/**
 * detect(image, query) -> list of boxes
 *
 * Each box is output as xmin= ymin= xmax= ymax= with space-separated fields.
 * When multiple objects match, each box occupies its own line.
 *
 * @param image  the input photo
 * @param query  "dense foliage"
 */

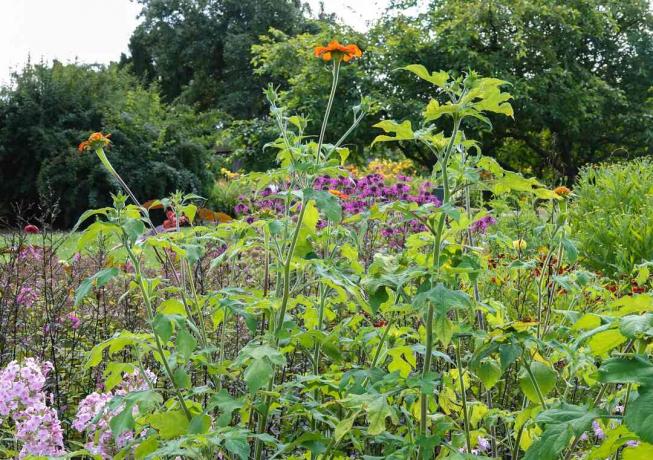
xmin=1 ymin=0 xmax=652 ymax=228
xmin=0 ymin=63 xmax=219 ymax=227
xmin=1 ymin=42 xmax=653 ymax=459
xmin=571 ymin=158 xmax=653 ymax=277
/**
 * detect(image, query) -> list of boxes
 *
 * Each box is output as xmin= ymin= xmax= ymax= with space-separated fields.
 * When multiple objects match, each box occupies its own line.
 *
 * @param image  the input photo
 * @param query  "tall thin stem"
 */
xmin=315 ymin=60 xmax=341 ymax=163
xmin=419 ymin=116 xmax=461 ymax=437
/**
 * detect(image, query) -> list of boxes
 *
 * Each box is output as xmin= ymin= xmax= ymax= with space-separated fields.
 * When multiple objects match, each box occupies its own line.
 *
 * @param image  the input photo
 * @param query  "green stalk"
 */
xmin=315 ymin=59 xmax=341 ymax=164
xmin=124 ymin=243 xmax=192 ymax=420
xmin=419 ymin=116 xmax=461 ymax=437
xmin=455 ymin=334 xmax=472 ymax=453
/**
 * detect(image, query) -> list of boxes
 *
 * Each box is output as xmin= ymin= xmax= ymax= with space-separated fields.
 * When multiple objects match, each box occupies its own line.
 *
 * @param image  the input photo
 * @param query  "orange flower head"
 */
xmin=314 ymin=40 xmax=362 ymax=62
xmin=328 ymin=189 xmax=350 ymax=200
xmin=78 ymin=132 xmax=111 ymax=153
xmin=553 ymin=186 xmax=571 ymax=197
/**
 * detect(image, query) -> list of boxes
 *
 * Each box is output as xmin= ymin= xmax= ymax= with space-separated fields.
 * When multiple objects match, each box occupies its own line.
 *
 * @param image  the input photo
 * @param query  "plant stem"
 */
xmin=315 ymin=60 xmax=341 ymax=163
xmin=419 ymin=116 xmax=461 ymax=438
xmin=124 ymin=244 xmax=192 ymax=420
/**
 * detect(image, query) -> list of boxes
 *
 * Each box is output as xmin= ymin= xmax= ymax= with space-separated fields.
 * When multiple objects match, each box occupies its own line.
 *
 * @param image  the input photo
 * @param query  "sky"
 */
xmin=0 ymin=0 xmax=393 ymax=85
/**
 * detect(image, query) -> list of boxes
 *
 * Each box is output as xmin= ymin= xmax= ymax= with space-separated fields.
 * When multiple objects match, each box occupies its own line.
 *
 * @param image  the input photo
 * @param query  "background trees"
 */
xmin=0 ymin=63 xmax=218 ymax=227
xmin=1 ymin=0 xmax=652 ymax=227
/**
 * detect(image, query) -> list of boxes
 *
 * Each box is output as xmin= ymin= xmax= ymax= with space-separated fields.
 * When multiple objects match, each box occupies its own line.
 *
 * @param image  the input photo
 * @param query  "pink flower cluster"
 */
xmin=16 ymin=285 xmax=39 ymax=308
xmin=0 ymin=358 xmax=64 ymax=458
xmin=73 ymin=368 xmax=156 ymax=459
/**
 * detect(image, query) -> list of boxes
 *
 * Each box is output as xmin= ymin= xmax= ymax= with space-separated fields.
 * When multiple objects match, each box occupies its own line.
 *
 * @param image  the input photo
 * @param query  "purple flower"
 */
xmin=17 ymin=285 xmax=39 ymax=308
xmin=234 ymin=203 xmax=249 ymax=215
xmin=470 ymin=215 xmax=497 ymax=234
xmin=67 ymin=312 xmax=81 ymax=330
xmin=592 ymin=420 xmax=605 ymax=439
xmin=477 ymin=436 xmax=490 ymax=452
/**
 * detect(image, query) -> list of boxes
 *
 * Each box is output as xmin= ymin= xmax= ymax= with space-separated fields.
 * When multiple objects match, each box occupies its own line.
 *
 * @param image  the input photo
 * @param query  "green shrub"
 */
xmin=571 ymin=158 xmax=653 ymax=276
xmin=0 ymin=62 xmax=219 ymax=228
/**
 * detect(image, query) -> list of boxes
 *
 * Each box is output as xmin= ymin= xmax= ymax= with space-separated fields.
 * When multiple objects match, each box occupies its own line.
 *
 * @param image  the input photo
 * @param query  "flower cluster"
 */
xmin=367 ymin=158 xmax=414 ymax=177
xmin=16 ymin=285 xmax=39 ymax=308
xmin=0 ymin=358 xmax=64 ymax=458
xmin=314 ymin=40 xmax=362 ymax=62
xmin=470 ymin=215 xmax=497 ymax=234
xmin=233 ymin=173 xmax=442 ymax=248
xmin=78 ymin=132 xmax=111 ymax=153
xmin=73 ymin=368 xmax=156 ymax=459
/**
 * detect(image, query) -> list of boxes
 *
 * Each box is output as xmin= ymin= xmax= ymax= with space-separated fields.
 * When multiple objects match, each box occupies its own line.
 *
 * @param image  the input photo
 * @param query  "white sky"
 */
xmin=0 ymin=0 xmax=393 ymax=85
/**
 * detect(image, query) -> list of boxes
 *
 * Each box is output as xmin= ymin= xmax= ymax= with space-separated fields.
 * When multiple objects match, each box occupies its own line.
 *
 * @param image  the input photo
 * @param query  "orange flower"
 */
xmin=314 ymin=40 xmax=362 ymax=62
xmin=553 ymin=186 xmax=571 ymax=197
xmin=78 ymin=132 xmax=111 ymax=153
xmin=328 ymin=189 xmax=350 ymax=200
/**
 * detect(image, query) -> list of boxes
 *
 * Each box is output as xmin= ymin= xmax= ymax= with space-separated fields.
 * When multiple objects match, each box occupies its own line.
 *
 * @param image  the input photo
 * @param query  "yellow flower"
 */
xmin=513 ymin=239 xmax=528 ymax=250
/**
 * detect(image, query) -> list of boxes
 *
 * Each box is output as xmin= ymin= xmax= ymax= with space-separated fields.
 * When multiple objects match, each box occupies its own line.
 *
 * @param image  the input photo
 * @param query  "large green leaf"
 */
xmin=371 ymin=120 xmax=414 ymax=145
xmin=414 ymin=283 xmax=471 ymax=313
xmin=625 ymin=385 xmax=653 ymax=443
xmin=519 ymin=362 xmax=556 ymax=404
xmin=148 ymin=410 xmax=190 ymax=439
xmin=244 ymin=358 xmax=274 ymax=394
xmin=304 ymin=189 xmax=342 ymax=223
xmin=402 ymin=64 xmax=449 ymax=87
xmin=74 ymin=267 xmax=119 ymax=306
xmin=524 ymin=404 xmax=600 ymax=460
xmin=597 ymin=356 xmax=653 ymax=384
xmin=620 ymin=314 xmax=653 ymax=338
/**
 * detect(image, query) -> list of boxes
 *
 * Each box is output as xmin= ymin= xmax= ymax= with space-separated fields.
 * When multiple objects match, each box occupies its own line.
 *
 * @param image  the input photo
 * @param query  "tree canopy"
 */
xmin=1 ymin=0 xmax=652 ymax=227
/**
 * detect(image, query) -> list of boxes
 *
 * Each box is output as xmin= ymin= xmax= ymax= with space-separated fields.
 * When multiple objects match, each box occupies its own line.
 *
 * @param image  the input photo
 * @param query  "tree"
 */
xmin=368 ymin=0 xmax=653 ymax=180
xmin=122 ymin=0 xmax=311 ymax=117
xmin=0 ymin=62 xmax=219 ymax=227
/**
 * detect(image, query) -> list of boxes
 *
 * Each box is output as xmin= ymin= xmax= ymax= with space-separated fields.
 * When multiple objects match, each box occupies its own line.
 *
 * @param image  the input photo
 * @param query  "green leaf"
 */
xmin=134 ymin=436 xmax=158 ymax=459
xmin=524 ymin=403 xmax=599 ymax=460
xmin=244 ymin=358 xmax=273 ymax=394
xmin=123 ymin=218 xmax=145 ymax=243
xmin=208 ymin=389 xmax=244 ymax=427
xmin=597 ymin=356 xmax=653 ymax=384
xmin=387 ymin=346 xmax=416 ymax=378
xmin=371 ymin=120 xmax=414 ymax=146
xmin=588 ymin=425 xmax=638 ymax=459
xmin=423 ymin=99 xmax=460 ymax=121
xmin=224 ymin=434 xmax=250 ymax=460
xmin=334 ymin=412 xmax=358 ymax=443
xmin=304 ymin=189 xmax=342 ymax=223
xmin=519 ymin=362 xmax=556 ymax=404
xmin=588 ymin=329 xmax=627 ymax=356
xmin=153 ymin=314 xmax=173 ymax=342
xmin=148 ymin=410 xmax=189 ymax=439
xmin=402 ymin=64 xmax=449 ymax=87
xmin=433 ymin=313 xmax=454 ymax=346
xmin=176 ymin=326 xmax=197 ymax=361
xmin=173 ymin=366 xmax=191 ymax=388
xmin=110 ymin=402 xmax=136 ymax=437
xmin=623 ymin=442 xmax=653 ymax=460
xmin=75 ymin=267 xmax=119 ymax=306
xmin=620 ymin=314 xmax=653 ymax=338
xmin=477 ymin=359 xmax=502 ymax=389
xmin=369 ymin=286 xmax=389 ymax=314
xmin=366 ymin=396 xmax=392 ymax=436
xmin=414 ymin=283 xmax=471 ymax=313
xmin=158 ymin=299 xmax=186 ymax=316
xmin=188 ymin=414 xmax=211 ymax=434
xmin=625 ymin=385 xmax=653 ymax=443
